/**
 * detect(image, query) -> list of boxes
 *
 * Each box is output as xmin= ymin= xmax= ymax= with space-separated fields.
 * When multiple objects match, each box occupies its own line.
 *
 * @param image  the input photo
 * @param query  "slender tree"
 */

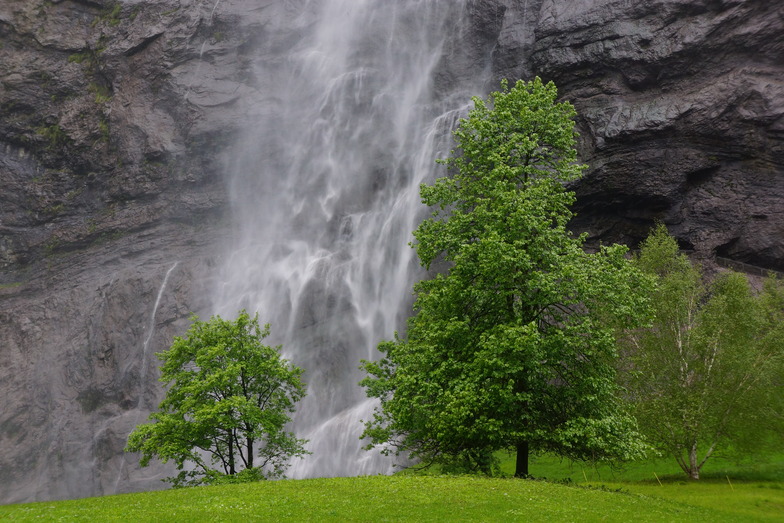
xmin=125 ymin=311 xmax=309 ymax=486
xmin=361 ymin=78 xmax=651 ymax=476
xmin=621 ymin=225 xmax=784 ymax=479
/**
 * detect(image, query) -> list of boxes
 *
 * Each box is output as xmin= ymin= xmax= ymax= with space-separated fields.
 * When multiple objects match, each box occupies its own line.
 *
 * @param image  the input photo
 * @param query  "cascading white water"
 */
xmin=213 ymin=0 xmax=487 ymax=478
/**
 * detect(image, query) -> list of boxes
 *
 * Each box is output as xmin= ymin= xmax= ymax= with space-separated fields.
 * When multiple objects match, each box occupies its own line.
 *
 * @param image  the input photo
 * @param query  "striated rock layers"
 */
xmin=0 ymin=0 xmax=781 ymax=503
xmin=527 ymin=0 xmax=784 ymax=267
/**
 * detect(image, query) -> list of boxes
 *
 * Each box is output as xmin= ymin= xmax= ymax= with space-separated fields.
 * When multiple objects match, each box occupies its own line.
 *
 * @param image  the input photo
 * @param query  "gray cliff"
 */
xmin=528 ymin=0 xmax=784 ymax=267
xmin=0 ymin=0 xmax=781 ymax=503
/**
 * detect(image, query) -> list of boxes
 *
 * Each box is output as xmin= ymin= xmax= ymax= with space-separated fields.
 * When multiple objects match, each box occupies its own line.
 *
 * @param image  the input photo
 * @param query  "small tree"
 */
xmin=125 ymin=311 xmax=309 ymax=486
xmin=361 ymin=78 xmax=652 ymax=477
xmin=621 ymin=225 xmax=784 ymax=479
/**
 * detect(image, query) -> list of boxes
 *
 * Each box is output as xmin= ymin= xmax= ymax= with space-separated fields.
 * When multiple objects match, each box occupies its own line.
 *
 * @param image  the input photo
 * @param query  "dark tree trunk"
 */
xmin=228 ymin=432 xmax=236 ymax=475
xmin=247 ymin=436 xmax=254 ymax=469
xmin=515 ymin=441 xmax=529 ymax=477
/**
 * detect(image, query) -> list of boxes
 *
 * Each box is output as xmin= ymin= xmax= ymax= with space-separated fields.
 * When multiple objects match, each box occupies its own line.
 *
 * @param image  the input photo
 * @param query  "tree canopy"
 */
xmin=125 ymin=311 xmax=309 ymax=486
xmin=361 ymin=78 xmax=652 ymax=476
xmin=621 ymin=225 xmax=784 ymax=479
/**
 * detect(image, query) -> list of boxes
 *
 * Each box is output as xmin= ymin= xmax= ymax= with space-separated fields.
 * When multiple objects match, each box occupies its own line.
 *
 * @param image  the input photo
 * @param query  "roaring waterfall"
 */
xmin=213 ymin=0 xmax=487 ymax=478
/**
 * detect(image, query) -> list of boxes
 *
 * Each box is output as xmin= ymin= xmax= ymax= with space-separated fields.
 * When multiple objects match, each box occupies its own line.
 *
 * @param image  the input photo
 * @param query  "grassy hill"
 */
xmin=0 ymin=475 xmax=730 ymax=522
xmin=2 ymin=454 xmax=782 ymax=521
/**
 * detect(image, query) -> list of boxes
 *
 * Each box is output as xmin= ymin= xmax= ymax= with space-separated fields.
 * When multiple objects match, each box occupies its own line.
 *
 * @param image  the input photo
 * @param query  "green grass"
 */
xmin=2 ymin=455 xmax=781 ymax=521
xmin=597 ymin=480 xmax=784 ymax=522
xmin=0 ymin=475 xmax=726 ymax=522
xmin=499 ymin=451 xmax=784 ymax=522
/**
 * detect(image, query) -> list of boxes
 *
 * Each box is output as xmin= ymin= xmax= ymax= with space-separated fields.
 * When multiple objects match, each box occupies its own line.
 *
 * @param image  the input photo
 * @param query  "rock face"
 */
xmin=0 ymin=0 xmax=246 ymax=501
xmin=0 ymin=0 xmax=781 ymax=503
xmin=527 ymin=0 xmax=784 ymax=268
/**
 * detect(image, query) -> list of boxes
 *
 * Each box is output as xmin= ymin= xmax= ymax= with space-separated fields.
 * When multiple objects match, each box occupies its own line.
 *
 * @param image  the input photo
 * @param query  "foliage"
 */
xmin=35 ymin=123 xmax=70 ymax=148
xmin=361 ymin=78 xmax=652 ymax=477
xmin=93 ymin=1 xmax=122 ymax=27
xmin=125 ymin=311 xmax=309 ymax=486
xmin=620 ymin=224 xmax=784 ymax=479
xmin=89 ymin=82 xmax=112 ymax=104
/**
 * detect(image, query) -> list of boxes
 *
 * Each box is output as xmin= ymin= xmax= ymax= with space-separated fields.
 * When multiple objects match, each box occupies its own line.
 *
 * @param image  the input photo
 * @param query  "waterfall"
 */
xmin=114 ymin=262 xmax=179 ymax=494
xmin=213 ymin=0 xmax=486 ymax=478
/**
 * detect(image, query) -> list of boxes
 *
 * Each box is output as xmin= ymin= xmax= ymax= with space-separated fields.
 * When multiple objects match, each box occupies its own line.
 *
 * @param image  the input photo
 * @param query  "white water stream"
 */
xmin=114 ymin=262 xmax=178 ymax=493
xmin=212 ymin=0 xmax=487 ymax=478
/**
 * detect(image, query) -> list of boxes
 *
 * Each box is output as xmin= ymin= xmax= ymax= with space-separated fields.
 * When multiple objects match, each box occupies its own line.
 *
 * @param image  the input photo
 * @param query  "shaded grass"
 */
xmin=499 ymin=450 xmax=784 ymax=483
xmin=0 ymin=475 xmax=728 ymax=522
xmin=594 ymin=480 xmax=784 ymax=522
xmin=497 ymin=451 xmax=784 ymax=522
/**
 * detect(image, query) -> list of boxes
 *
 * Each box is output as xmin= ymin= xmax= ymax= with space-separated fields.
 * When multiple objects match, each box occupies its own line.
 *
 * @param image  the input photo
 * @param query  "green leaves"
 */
xmin=444 ymin=78 xmax=584 ymax=192
xmin=125 ymin=311 xmax=309 ymax=486
xmin=362 ymin=78 xmax=652 ymax=474
xmin=622 ymin=225 xmax=784 ymax=479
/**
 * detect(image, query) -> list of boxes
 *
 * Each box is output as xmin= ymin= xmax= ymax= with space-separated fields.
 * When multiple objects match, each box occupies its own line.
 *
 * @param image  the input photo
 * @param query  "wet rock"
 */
xmin=525 ymin=0 xmax=784 ymax=268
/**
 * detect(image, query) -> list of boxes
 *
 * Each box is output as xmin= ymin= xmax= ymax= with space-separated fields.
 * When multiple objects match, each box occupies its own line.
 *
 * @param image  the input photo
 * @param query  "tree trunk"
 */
xmin=515 ymin=441 xmax=529 ymax=477
xmin=688 ymin=443 xmax=700 ymax=480
xmin=247 ymin=436 xmax=254 ymax=469
xmin=228 ymin=432 xmax=236 ymax=475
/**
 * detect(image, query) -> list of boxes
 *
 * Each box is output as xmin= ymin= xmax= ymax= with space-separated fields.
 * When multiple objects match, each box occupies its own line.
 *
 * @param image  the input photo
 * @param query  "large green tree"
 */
xmin=361 ymin=78 xmax=652 ymax=477
xmin=125 ymin=311 xmax=309 ymax=486
xmin=621 ymin=225 xmax=784 ymax=479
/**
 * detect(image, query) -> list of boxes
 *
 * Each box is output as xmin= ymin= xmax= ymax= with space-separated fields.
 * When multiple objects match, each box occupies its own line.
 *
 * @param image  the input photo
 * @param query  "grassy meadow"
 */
xmin=2 ymin=453 xmax=782 ymax=522
xmin=0 ymin=475 xmax=729 ymax=522
xmin=511 ymin=452 xmax=784 ymax=521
